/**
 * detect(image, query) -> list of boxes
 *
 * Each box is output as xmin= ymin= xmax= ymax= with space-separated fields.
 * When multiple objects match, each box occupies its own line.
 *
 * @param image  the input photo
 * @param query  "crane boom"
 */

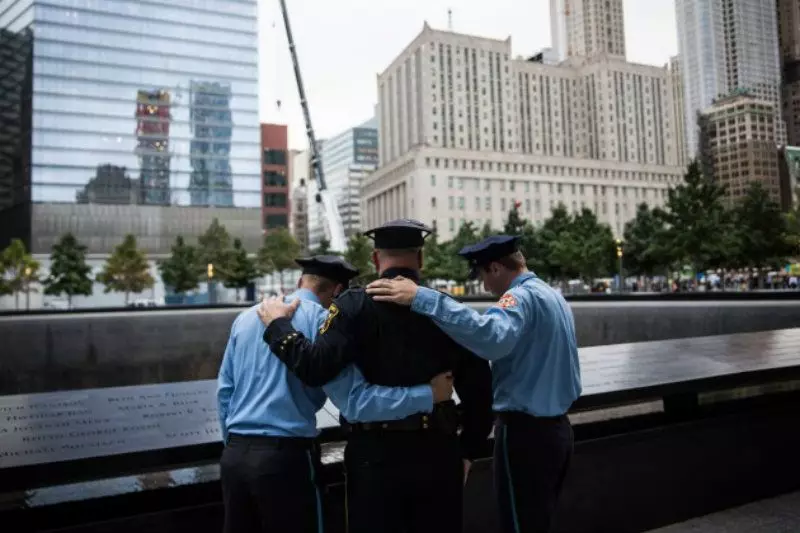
xmin=276 ymin=0 xmax=347 ymax=252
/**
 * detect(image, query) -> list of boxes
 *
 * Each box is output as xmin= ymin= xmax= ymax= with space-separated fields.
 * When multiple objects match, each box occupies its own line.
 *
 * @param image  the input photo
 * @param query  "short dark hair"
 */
xmin=301 ymin=274 xmax=338 ymax=293
xmin=481 ymin=251 xmax=525 ymax=273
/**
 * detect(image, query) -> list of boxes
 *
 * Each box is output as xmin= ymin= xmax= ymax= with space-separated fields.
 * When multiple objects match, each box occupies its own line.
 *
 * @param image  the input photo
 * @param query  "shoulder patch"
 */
xmin=497 ymin=292 xmax=518 ymax=309
xmin=319 ymin=303 xmax=340 ymax=334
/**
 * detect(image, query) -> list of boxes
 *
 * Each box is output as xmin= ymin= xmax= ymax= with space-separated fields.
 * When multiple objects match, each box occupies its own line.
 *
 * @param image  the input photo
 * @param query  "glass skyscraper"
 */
xmin=0 ymin=0 xmax=260 ymax=211
xmin=676 ymin=0 xmax=785 ymax=157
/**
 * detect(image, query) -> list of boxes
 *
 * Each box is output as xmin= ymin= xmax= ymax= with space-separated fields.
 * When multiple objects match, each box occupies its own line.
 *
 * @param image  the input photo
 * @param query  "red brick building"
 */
xmin=260 ymin=123 xmax=290 ymax=231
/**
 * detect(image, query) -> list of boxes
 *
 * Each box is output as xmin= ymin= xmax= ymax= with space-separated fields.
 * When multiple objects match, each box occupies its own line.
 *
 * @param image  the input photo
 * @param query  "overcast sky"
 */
xmin=256 ymin=0 xmax=678 ymax=149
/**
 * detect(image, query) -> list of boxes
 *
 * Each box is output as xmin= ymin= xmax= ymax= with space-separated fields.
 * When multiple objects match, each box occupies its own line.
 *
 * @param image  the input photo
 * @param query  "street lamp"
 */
xmin=615 ymin=239 xmax=624 ymax=292
xmin=24 ymin=266 xmax=32 ymax=310
xmin=207 ymin=263 xmax=216 ymax=304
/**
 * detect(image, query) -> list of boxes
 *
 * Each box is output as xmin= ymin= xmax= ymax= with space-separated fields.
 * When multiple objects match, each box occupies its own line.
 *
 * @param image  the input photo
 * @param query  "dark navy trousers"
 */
xmin=220 ymin=434 xmax=324 ymax=533
xmin=493 ymin=413 xmax=573 ymax=533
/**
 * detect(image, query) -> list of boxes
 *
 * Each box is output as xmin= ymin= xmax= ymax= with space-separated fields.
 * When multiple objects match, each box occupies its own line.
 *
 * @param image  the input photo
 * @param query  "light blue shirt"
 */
xmin=411 ymin=272 xmax=582 ymax=417
xmin=217 ymin=288 xmax=434 ymax=441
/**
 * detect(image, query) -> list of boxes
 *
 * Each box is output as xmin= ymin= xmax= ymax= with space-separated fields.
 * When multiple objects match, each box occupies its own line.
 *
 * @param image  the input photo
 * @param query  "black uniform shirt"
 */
xmin=265 ymin=267 xmax=493 ymax=461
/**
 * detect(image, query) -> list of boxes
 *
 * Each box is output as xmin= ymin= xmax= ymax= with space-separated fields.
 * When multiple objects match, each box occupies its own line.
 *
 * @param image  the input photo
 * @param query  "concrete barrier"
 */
xmin=1 ymin=299 xmax=799 ymax=395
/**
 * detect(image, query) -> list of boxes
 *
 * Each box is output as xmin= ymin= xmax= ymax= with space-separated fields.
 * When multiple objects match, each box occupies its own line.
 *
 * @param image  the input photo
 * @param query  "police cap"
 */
xmin=363 ymin=219 xmax=433 ymax=249
xmin=295 ymin=255 xmax=359 ymax=286
xmin=458 ymin=235 xmax=521 ymax=280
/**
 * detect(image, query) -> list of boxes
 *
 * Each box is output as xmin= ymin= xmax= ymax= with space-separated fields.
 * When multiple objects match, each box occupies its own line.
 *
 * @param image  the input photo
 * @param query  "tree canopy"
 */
xmin=96 ymin=234 xmax=154 ymax=304
xmin=44 ymin=233 xmax=93 ymax=308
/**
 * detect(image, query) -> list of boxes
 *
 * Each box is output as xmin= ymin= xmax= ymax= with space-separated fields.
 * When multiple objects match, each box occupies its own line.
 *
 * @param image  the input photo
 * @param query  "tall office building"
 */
xmin=778 ymin=0 xmax=800 ymax=147
xmin=0 ymin=0 xmax=262 ymax=254
xmin=260 ymin=123 xmax=290 ymax=231
xmin=0 ymin=25 xmax=32 ymax=230
xmin=366 ymin=22 xmax=683 ymax=239
xmin=699 ymin=92 xmax=781 ymax=205
xmin=676 ymin=0 xmax=785 ymax=157
xmin=135 ymin=89 xmax=172 ymax=206
xmin=308 ymin=118 xmax=378 ymax=250
xmin=551 ymin=0 xmax=626 ymax=60
xmin=669 ymin=56 xmax=689 ymax=168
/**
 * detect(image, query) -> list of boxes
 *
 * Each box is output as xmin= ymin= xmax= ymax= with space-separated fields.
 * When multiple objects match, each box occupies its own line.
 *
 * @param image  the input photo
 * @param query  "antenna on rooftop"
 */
xmin=448 ymin=8 xmax=453 ymax=31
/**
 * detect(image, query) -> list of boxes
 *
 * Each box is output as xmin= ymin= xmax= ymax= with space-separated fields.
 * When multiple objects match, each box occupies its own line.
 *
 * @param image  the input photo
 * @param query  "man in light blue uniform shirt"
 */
xmin=366 ymin=235 xmax=582 ymax=533
xmin=217 ymin=255 xmax=451 ymax=533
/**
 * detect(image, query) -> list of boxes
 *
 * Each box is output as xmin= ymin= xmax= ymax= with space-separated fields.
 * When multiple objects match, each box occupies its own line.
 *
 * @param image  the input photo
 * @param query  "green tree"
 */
xmin=786 ymin=186 xmax=800 ymax=257
xmin=566 ymin=208 xmax=616 ymax=282
xmin=478 ymin=221 xmax=496 ymax=240
xmin=502 ymin=204 xmax=547 ymax=276
xmin=503 ymin=202 xmax=527 ymax=235
xmin=446 ymin=221 xmax=478 ymax=283
xmin=623 ymin=204 xmax=670 ymax=277
xmin=225 ymin=238 xmax=259 ymax=301
xmin=197 ymin=218 xmax=233 ymax=274
xmin=96 ymin=234 xmax=154 ymax=304
xmin=158 ymin=236 xmax=204 ymax=296
xmin=1 ymin=239 xmax=40 ymax=310
xmin=311 ymin=237 xmax=337 ymax=256
xmin=259 ymin=228 xmax=300 ymax=291
xmin=44 ymin=233 xmax=93 ymax=309
xmin=421 ymin=231 xmax=452 ymax=282
xmin=538 ymin=204 xmax=574 ymax=281
xmin=731 ymin=182 xmax=794 ymax=281
xmin=344 ymin=233 xmax=375 ymax=286
xmin=659 ymin=161 xmax=736 ymax=275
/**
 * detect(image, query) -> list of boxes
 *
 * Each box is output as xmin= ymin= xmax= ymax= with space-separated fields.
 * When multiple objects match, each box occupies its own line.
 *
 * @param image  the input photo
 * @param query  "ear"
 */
xmin=296 ymin=277 xmax=302 ymax=289
xmin=371 ymin=250 xmax=380 ymax=271
xmin=417 ymin=248 xmax=424 ymax=270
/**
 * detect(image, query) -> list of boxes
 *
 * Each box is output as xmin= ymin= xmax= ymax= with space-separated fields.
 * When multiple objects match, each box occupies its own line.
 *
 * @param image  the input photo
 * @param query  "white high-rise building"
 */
xmin=669 ymin=56 xmax=689 ymax=168
xmin=551 ymin=0 xmax=626 ymax=61
xmin=365 ymin=19 xmax=684 ymax=240
xmin=307 ymin=118 xmax=378 ymax=250
xmin=676 ymin=0 xmax=785 ymax=156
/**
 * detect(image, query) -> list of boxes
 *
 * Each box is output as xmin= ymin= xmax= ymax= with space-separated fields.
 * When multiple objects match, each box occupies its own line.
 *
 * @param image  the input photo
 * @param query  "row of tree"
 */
xmin=0 ymin=219 xmax=377 ymax=309
xmin=2 ymin=162 xmax=798 ymax=308
xmin=446 ymin=161 xmax=798 ymax=285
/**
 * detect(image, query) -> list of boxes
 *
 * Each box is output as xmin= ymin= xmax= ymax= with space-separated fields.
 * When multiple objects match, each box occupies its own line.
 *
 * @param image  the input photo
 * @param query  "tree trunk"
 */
xmin=25 ymin=288 xmax=30 ymax=310
xmin=125 ymin=291 xmax=130 ymax=305
xmin=68 ymin=294 xmax=73 ymax=310
xmin=14 ymin=291 xmax=19 ymax=310
xmin=279 ymin=271 xmax=285 ymax=293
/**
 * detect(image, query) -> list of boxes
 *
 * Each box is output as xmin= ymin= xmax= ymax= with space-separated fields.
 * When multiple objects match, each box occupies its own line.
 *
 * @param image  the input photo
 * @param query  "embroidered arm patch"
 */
xmin=497 ymin=293 xmax=518 ymax=309
xmin=319 ymin=303 xmax=340 ymax=334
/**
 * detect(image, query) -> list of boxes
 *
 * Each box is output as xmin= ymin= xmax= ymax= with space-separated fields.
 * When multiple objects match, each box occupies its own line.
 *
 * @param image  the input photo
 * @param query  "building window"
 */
xmin=431 ymin=197 xmax=437 ymax=208
xmin=263 ymin=193 xmax=287 ymax=207
xmin=264 ymin=214 xmax=288 ymax=228
xmin=431 ymin=174 xmax=436 ymax=186
xmin=263 ymin=170 xmax=287 ymax=187
xmin=449 ymin=218 xmax=455 ymax=231
xmin=263 ymin=149 xmax=287 ymax=166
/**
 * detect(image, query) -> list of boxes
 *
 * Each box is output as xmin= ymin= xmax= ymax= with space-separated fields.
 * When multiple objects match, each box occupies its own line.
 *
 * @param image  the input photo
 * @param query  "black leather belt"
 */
xmin=227 ymin=433 xmax=316 ymax=449
xmin=346 ymin=401 xmax=459 ymax=434
xmin=495 ymin=411 xmax=567 ymax=425
xmin=346 ymin=413 xmax=436 ymax=433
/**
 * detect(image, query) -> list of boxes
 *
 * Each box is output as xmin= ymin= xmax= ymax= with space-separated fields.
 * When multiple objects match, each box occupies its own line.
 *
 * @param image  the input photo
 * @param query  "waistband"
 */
xmin=346 ymin=400 xmax=459 ymax=434
xmin=495 ymin=410 xmax=569 ymax=425
xmin=226 ymin=433 xmax=316 ymax=450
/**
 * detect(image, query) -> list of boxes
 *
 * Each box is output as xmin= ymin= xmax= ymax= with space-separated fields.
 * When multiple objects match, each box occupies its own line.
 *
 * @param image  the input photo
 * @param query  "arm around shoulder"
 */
xmin=264 ymin=291 xmax=362 ymax=387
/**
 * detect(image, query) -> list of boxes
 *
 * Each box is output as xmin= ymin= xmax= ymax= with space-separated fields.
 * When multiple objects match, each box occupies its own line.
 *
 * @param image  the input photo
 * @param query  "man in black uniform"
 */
xmin=257 ymin=219 xmax=493 ymax=533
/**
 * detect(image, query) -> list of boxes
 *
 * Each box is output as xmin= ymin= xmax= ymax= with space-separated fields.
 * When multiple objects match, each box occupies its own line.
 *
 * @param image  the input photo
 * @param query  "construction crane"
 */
xmin=276 ymin=0 xmax=347 ymax=252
